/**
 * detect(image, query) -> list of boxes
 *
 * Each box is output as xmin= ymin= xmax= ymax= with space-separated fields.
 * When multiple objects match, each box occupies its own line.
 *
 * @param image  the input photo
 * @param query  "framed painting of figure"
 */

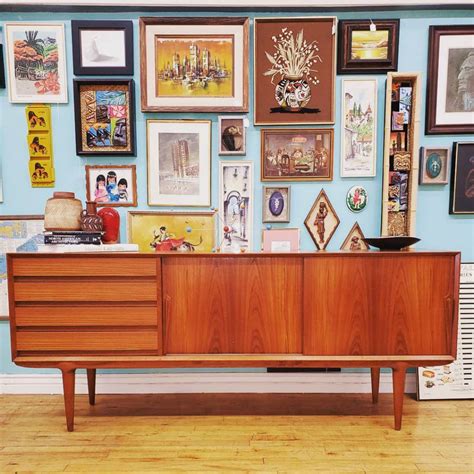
xmin=254 ymin=17 xmax=336 ymax=125
xmin=71 ymin=20 xmax=133 ymax=76
xmin=218 ymin=116 xmax=246 ymax=155
xmin=73 ymin=79 xmax=136 ymax=156
xmin=4 ymin=22 xmax=68 ymax=103
xmin=450 ymin=142 xmax=474 ymax=214
xmin=139 ymin=17 xmax=249 ymax=112
xmin=426 ymin=25 xmax=474 ymax=135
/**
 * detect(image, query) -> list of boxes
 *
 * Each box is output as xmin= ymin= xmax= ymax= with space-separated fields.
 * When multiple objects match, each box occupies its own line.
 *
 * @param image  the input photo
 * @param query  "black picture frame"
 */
xmin=71 ymin=20 xmax=133 ymax=76
xmin=449 ymin=142 xmax=474 ymax=215
xmin=0 ymin=45 xmax=5 ymax=89
xmin=73 ymin=79 xmax=136 ymax=156
xmin=337 ymin=19 xmax=399 ymax=74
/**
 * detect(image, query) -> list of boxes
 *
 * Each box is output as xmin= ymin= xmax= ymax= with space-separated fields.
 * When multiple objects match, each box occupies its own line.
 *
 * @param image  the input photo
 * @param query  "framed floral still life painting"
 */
xmin=73 ymin=79 xmax=136 ymax=156
xmin=254 ymin=17 xmax=336 ymax=125
xmin=419 ymin=147 xmax=450 ymax=185
xmin=147 ymin=120 xmax=211 ymax=207
xmin=218 ymin=116 xmax=246 ymax=155
xmin=426 ymin=25 xmax=474 ymax=135
xmin=450 ymin=142 xmax=474 ymax=214
xmin=139 ymin=17 xmax=249 ymax=113
xmin=262 ymin=186 xmax=290 ymax=223
xmin=4 ymin=22 xmax=68 ymax=103
xmin=261 ymin=128 xmax=333 ymax=181
xmin=337 ymin=20 xmax=399 ymax=74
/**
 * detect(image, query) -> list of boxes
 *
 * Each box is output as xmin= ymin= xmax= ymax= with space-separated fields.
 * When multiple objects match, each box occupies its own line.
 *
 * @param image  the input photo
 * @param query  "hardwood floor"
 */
xmin=0 ymin=393 xmax=472 ymax=472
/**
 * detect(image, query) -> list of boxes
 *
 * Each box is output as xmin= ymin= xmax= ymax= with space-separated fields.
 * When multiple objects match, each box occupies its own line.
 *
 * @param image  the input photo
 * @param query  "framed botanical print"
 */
xmin=450 ymin=142 xmax=474 ymax=214
xmin=71 ymin=20 xmax=133 ymax=76
xmin=262 ymin=186 xmax=290 ymax=223
xmin=4 ymin=22 xmax=68 ymax=103
xmin=218 ymin=116 xmax=246 ymax=155
xmin=419 ymin=147 xmax=450 ymax=185
xmin=147 ymin=119 xmax=211 ymax=207
xmin=337 ymin=20 xmax=399 ymax=74
xmin=261 ymin=128 xmax=333 ymax=181
xmin=73 ymin=79 xmax=136 ymax=156
xmin=139 ymin=17 xmax=249 ymax=112
xmin=254 ymin=17 xmax=336 ymax=125
xmin=426 ymin=25 xmax=474 ymax=135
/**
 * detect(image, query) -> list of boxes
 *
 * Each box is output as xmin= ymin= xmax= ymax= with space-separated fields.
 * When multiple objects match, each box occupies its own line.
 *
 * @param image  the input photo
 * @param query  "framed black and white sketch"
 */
xmin=72 ymin=20 xmax=133 ymax=76
xmin=262 ymin=186 xmax=290 ymax=223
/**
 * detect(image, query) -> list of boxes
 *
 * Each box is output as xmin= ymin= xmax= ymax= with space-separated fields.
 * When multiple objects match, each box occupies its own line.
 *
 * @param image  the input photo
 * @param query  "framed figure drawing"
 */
xmin=71 ymin=20 xmax=133 ymax=76
xmin=450 ymin=142 xmax=474 ymax=214
xmin=419 ymin=147 xmax=450 ymax=185
xmin=147 ymin=120 xmax=211 ymax=207
xmin=73 ymin=79 xmax=136 ymax=156
xmin=218 ymin=116 xmax=246 ymax=155
xmin=254 ymin=17 xmax=336 ymax=125
xmin=426 ymin=25 xmax=474 ymax=134
xmin=139 ymin=17 xmax=249 ymax=112
xmin=4 ymin=22 xmax=68 ymax=103
xmin=262 ymin=186 xmax=290 ymax=223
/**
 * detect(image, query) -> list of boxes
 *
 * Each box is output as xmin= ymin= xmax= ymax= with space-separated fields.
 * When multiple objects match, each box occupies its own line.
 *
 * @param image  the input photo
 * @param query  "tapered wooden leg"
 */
xmin=87 ymin=369 xmax=96 ymax=406
xmin=392 ymin=365 xmax=407 ymax=431
xmin=370 ymin=367 xmax=380 ymax=404
xmin=61 ymin=368 xmax=76 ymax=432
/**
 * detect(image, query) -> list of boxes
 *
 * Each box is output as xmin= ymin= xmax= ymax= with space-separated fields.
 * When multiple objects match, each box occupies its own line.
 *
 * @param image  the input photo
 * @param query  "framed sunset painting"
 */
xmin=139 ymin=17 xmax=249 ymax=112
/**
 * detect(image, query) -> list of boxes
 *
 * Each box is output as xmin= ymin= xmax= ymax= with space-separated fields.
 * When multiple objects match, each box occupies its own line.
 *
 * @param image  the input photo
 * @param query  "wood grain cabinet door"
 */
xmin=162 ymin=257 xmax=303 ymax=354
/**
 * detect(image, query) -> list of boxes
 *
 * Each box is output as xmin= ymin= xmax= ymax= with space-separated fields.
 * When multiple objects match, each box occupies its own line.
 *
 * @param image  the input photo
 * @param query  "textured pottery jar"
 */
xmin=44 ymin=192 xmax=82 ymax=231
xmin=97 ymin=207 xmax=120 ymax=244
xmin=275 ymin=76 xmax=311 ymax=111
xmin=80 ymin=201 xmax=103 ymax=232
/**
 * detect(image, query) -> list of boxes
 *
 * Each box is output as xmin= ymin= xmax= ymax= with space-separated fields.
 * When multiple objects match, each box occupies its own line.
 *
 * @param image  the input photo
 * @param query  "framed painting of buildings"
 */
xmin=450 ymin=142 xmax=474 ymax=214
xmin=147 ymin=119 xmax=211 ymax=207
xmin=139 ymin=17 xmax=249 ymax=112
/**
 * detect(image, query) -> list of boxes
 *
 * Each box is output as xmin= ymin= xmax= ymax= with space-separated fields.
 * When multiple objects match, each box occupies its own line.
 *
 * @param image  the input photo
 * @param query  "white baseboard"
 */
xmin=0 ymin=372 xmax=416 ymax=395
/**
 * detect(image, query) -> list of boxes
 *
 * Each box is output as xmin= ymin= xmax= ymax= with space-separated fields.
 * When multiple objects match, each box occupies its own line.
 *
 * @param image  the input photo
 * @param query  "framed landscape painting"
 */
xmin=426 ymin=25 xmax=474 ymax=135
xmin=147 ymin=119 xmax=211 ymax=207
xmin=139 ymin=17 xmax=249 ymax=112
xmin=4 ymin=22 xmax=68 ymax=103
xmin=254 ymin=17 xmax=336 ymax=125
xmin=450 ymin=142 xmax=474 ymax=214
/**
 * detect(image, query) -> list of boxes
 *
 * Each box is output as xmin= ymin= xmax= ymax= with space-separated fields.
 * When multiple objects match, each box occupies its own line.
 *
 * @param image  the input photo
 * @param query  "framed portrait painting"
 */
xmin=337 ymin=20 xmax=399 ymax=74
xmin=139 ymin=17 xmax=249 ymax=112
xmin=426 ymin=25 xmax=474 ymax=135
xmin=4 ymin=22 xmax=68 ymax=103
xmin=73 ymin=79 xmax=136 ymax=156
xmin=419 ymin=147 xmax=450 ymax=185
xmin=254 ymin=17 xmax=336 ymax=125
xmin=147 ymin=120 xmax=211 ymax=207
xmin=218 ymin=116 xmax=246 ymax=155
xmin=450 ymin=142 xmax=474 ymax=214
xmin=262 ymin=186 xmax=290 ymax=223
xmin=261 ymin=128 xmax=333 ymax=181
xmin=71 ymin=20 xmax=133 ymax=76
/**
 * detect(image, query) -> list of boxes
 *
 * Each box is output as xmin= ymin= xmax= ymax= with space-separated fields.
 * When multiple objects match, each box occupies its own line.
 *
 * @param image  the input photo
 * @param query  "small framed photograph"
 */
xmin=450 ymin=142 xmax=474 ymax=214
xmin=262 ymin=228 xmax=300 ymax=253
xmin=72 ymin=20 xmax=133 ymax=76
xmin=419 ymin=147 xmax=450 ymax=185
xmin=85 ymin=165 xmax=137 ymax=207
xmin=218 ymin=116 xmax=246 ymax=155
xmin=262 ymin=186 xmax=290 ymax=223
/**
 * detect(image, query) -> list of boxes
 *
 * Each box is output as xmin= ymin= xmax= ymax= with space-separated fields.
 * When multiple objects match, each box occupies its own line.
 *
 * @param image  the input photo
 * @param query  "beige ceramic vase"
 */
xmin=44 ymin=192 xmax=83 ymax=231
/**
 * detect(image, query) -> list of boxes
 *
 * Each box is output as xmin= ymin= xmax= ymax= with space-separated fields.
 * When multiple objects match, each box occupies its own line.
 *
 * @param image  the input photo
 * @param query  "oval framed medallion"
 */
xmin=346 ymin=185 xmax=368 ymax=213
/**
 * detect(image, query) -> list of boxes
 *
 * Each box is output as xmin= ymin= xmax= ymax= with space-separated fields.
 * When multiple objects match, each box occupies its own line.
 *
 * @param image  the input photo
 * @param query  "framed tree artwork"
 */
xmin=139 ymin=17 xmax=249 ymax=112
xmin=337 ymin=20 xmax=399 ymax=74
xmin=450 ymin=142 xmax=474 ymax=214
xmin=254 ymin=17 xmax=336 ymax=125
xmin=73 ymin=79 xmax=136 ymax=156
xmin=426 ymin=25 xmax=474 ymax=135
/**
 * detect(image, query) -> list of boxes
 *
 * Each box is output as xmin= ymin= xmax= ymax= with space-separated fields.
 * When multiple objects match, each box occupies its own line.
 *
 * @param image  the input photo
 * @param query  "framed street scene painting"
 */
xmin=262 ymin=186 xmax=290 ymax=223
xmin=426 ymin=25 xmax=474 ymax=134
xmin=71 ymin=20 xmax=133 ymax=76
xmin=419 ymin=147 xmax=450 ymax=185
xmin=139 ymin=17 xmax=249 ymax=112
xmin=341 ymin=79 xmax=377 ymax=177
xmin=147 ymin=119 xmax=211 ymax=207
xmin=449 ymin=142 xmax=474 ymax=214
xmin=73 ymin=79 xmax=136 ymax=156
xmin=254 ymin=17 xmax=336 ymax=125
xmin=4 ymin=22 xmax=68 ymax=103
xmin=218 ymin=116 xmax=246 ymax=155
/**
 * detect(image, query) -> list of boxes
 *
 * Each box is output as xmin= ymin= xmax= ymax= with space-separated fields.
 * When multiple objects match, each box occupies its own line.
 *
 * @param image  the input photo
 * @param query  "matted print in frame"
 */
xmin=261 ymin=128 xmax=333 ymax=181
xmin=450 ymin=142 xmax=474 ymax=214
xmin=419 ymin=147 xmax=450 ymax=185
xmin=139 ymin=17 xmax=249 ymax=112
xmin=262 ymin=186 xmax=290 ymax=223
xmin=4 ymin=22 xmax=68 ymax=103
xmin=73 ymin=79 xmax=136 ymax=156
xmin=340 ymin=222 xmax=369 ymax=251
xmin=426 ymin=25 xmax=474 ymax=135
xmin=254 ymin=17 xmax=336 ymax=125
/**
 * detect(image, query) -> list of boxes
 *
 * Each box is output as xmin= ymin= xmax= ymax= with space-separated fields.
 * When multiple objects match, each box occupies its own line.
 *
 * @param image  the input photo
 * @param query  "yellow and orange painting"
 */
xmin=350 ymin=30 xmax=389 ymax=60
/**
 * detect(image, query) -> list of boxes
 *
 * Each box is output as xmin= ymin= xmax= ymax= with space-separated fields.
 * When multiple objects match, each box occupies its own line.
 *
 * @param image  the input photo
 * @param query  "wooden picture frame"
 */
xmin=338 ymin=20 xmax=399 ymax=74
xmin=139 ymin=17 xmax=249 ymax=113
xmin=425 ymin=25 xmax=474 ymax=135
xmin=218 ymin=116 xmax=246 ymax=155
xmin=340 ymin=222 xmax=369 ymax=251
xmin=73 ymin=79 xmax=136 ymax=156
xmin=419 ymin=147 xmax=450 ymax=185
xmin=450 ymin=142 xmax=474 ymax=215
xmin=262 ymin=186 xmax=291 ymax=223
xmin=71 ymin=20 xmax=134 ymax=76
xmin=85 ymin=164 xmax=137 ymax=207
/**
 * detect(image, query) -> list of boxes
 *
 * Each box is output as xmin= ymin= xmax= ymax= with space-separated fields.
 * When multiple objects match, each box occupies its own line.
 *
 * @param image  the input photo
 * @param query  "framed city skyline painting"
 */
xmin=4 ymin=22 xmax=68 ymax=103
xmin=147 ymin=119 xmax=211 ymax=207
xmin=254 ymin=17 xmax=336 ymax=125
xmin=139 ymin=17 xmax=249 ymax=112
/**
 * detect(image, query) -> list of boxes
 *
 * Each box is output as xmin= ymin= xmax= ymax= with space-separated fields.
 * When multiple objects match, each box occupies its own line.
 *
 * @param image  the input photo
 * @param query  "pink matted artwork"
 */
xmin=262 ymin=228 xmax=300 ymax=252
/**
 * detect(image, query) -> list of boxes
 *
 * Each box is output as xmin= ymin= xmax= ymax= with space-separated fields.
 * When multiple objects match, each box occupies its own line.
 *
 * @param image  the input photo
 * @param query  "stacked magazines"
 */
xmin=43 ymin=231 xmax=103 ymax=245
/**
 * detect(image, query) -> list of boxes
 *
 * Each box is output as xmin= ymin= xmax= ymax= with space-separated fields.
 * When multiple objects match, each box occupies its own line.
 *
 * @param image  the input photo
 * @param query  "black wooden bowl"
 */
xmin=363 ymin=236 xmax=420 ymax=250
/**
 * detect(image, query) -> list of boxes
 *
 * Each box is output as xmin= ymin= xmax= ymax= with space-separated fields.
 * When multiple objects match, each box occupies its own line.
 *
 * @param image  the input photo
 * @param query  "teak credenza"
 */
xmin=7 ymin=251 xmax=460 ymax=431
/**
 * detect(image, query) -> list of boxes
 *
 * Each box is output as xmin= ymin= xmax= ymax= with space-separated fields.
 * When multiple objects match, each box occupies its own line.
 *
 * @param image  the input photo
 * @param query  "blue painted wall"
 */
xmin=0 ymin=9 xmax=473 ymax=374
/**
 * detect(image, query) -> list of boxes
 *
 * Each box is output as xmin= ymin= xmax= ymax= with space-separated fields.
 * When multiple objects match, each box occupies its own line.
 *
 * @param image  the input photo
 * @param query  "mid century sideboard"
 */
xmin=7 ymin=251 xmax=460 ymax=431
